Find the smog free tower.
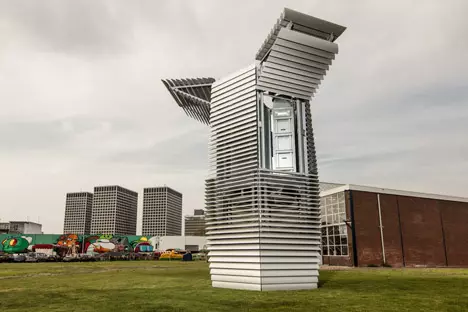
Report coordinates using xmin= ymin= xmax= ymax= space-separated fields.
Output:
xmin=162 ymin=8 xmax=346 ymax=291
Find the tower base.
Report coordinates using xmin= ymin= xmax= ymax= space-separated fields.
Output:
xmin=213 ymin=281 xmax=318 ymax=291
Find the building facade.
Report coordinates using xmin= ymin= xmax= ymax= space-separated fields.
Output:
xmin=163 ymin=8 xmax=346 ymax=291
xmin=7 ymin=221 xmax=42 ymax=234
xmin=184 ymin=209 xmax=206 ymax=236
xmin=63 ymin=192 xmax=93 ymax=234
xmin=0 ymin=222 xmax=9 ymax=234
xmin=158 ymin=236 xmax=207 ymax=252
xmin=142 ymin=186 xmax=182 ymax=236
xmin=90 ymin=186 xmax=138 ymax=235
xmin=320 ymin=184 xmax=468 ymax=267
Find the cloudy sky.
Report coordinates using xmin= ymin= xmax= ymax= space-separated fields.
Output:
xmin=1 ymin=0 xmax=467 ymax=234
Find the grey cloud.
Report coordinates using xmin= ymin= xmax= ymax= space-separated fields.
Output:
xmin=318 ymin=142 xmax=468 ymax=169
xmin=0 ymin=116 xmax=135 ymax=152
xmin=0 ymin=1 xmax=134 ymax=56
xmin=318 ymin=149 xmax=409 ymax=167
xmin=1 ymin=0 xmax=468 ymax=233
xmin=107 ymin=127 xmax=209 ymax=173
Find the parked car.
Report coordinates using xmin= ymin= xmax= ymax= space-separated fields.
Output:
xmin=95 ymin=253 xmax=110 ymax=261
xmin=25 ymin=254 xmax=39 ymax=263
xmin=62 ymin=256 xmax=78 ymax=262
xmin=13 ymin=254 xmax=26 ymax=262
xmin=25 ymin=253 xmax=49 ymax=263
xmin=0 ymin=254 xmax=12 ymax=263
xmin=45 ymin=255 xmax=60 ymax=262
xmin=77 ymin=254 xmax=95 ymax=262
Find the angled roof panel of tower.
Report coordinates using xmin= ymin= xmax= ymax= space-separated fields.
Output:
xmin=255 ymin=8 xmax=346 ymax=100
xmin=256 ymin=8 xmax=346 ymax=61
xmin=162 ymin=77 xmax=215 ymax=125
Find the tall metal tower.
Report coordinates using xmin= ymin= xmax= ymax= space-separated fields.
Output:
xmin=163 ymin=8 xmax=346 ymax=291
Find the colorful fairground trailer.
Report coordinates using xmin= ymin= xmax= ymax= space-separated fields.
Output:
xmin=159 ymin=248 xmax=186 ymax=261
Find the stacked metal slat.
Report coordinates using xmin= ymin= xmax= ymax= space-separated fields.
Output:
xmin=161 ymin=78 xmax=215 ymax=125
xmin=161 ymin=7 xmax=345 ymax=291
xmin=256 ymin=28 xmax=338 ymax=100
xmin=256 ymin=8 xmax=345 ymax=61
xmin=207 ymin=65 xmax=258 ymax=178
xmin=256 ymin=169 xmax=320 ymax=290
xmin=206 ymin=170 xmax=320 ymax=290
xmin=205 ymin=65 xmax=322 ymax=291
xmin=205 ymin=65 xmax=265 ymax=290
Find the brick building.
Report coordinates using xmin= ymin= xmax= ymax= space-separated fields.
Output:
xmin=320 ymin=183 xmax=468 ymax=267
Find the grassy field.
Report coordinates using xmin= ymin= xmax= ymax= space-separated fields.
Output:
xmin=1 ymin=261 xmax=468 ymax=312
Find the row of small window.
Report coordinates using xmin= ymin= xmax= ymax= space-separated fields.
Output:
xmin=322 ymin=245 xmax=348 ymax=256
xmin=321 ymin=224 xmax=348 ymax=256
xmin=322 ymin=235 xmax=347 ymax=246
xmin=321 ymin=213 xmax=346 ymax=225
xmin=67 ymin=193 xmax=92 ymax=198
xmin=321 ymin=204 xmax=346 ymax=214
xmin=143 ymin=207 xmax=168 ymax=209
xmin=142 ymin=215 xmax=168 ymax=217
xmin=65 ymin=202 xmax=89 ymax=205
xmin=142 ymin=225 xmax=167 ymax=227
xmin=321 ymin=225 xmax=347 ymax=236
xmin=92 ymin=212 xmax=133 ymax=215
xmin=320 ymin=192 xmax=345 ymax=205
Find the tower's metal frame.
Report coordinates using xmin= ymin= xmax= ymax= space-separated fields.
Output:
xmin=163 ymin=8 xmax=346 ymax=291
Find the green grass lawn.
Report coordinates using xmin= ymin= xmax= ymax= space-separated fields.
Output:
xmin=1 ymin=261 xmax=468 ymax=312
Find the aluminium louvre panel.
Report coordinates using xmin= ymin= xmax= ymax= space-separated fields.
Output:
xmin=209 ymin=95 xmax=257 ymax=122
xmin=206 ymin=208 xmax=318 ymax=218
xmin=257 ymin=28 xmax=339 ymax=100
xmin=161 ymin=77 xmax=215 ymax=125
xmin=256 ymin=8 xmax=346 ymax=61
xmin=207 ymin=170 xmax=321 ymax=291
xmin=207 ymin=66 xmax=258 ymax=178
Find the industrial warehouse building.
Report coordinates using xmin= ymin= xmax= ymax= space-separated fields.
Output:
xmin=319 ymin=183 xmax=468 ymax=267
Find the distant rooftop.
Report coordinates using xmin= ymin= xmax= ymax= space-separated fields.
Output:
xmin=320 ymin=183 xmax=468 ymax=203
xmin=319 ymin=182 xmax=346 ymax=192
xmin=9 ymin=221 xmax=42 ymax=225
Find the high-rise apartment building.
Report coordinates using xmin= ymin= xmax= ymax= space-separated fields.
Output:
xmin=184 ymin=209 xmax=206 ymax=236
xmin=90 ymin=186 xmax=138 ymax=235
xmin=63 ymin=192 xmax=93 ymax=234
xmin=142 ymin=186 xmax=182 ymax=236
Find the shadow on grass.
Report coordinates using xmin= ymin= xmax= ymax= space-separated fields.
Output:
xmin=318 ymin=270 xmax=337 ymax=288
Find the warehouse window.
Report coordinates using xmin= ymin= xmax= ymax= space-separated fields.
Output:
xmin=320 ymin=192 xmax=348 ymax=256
